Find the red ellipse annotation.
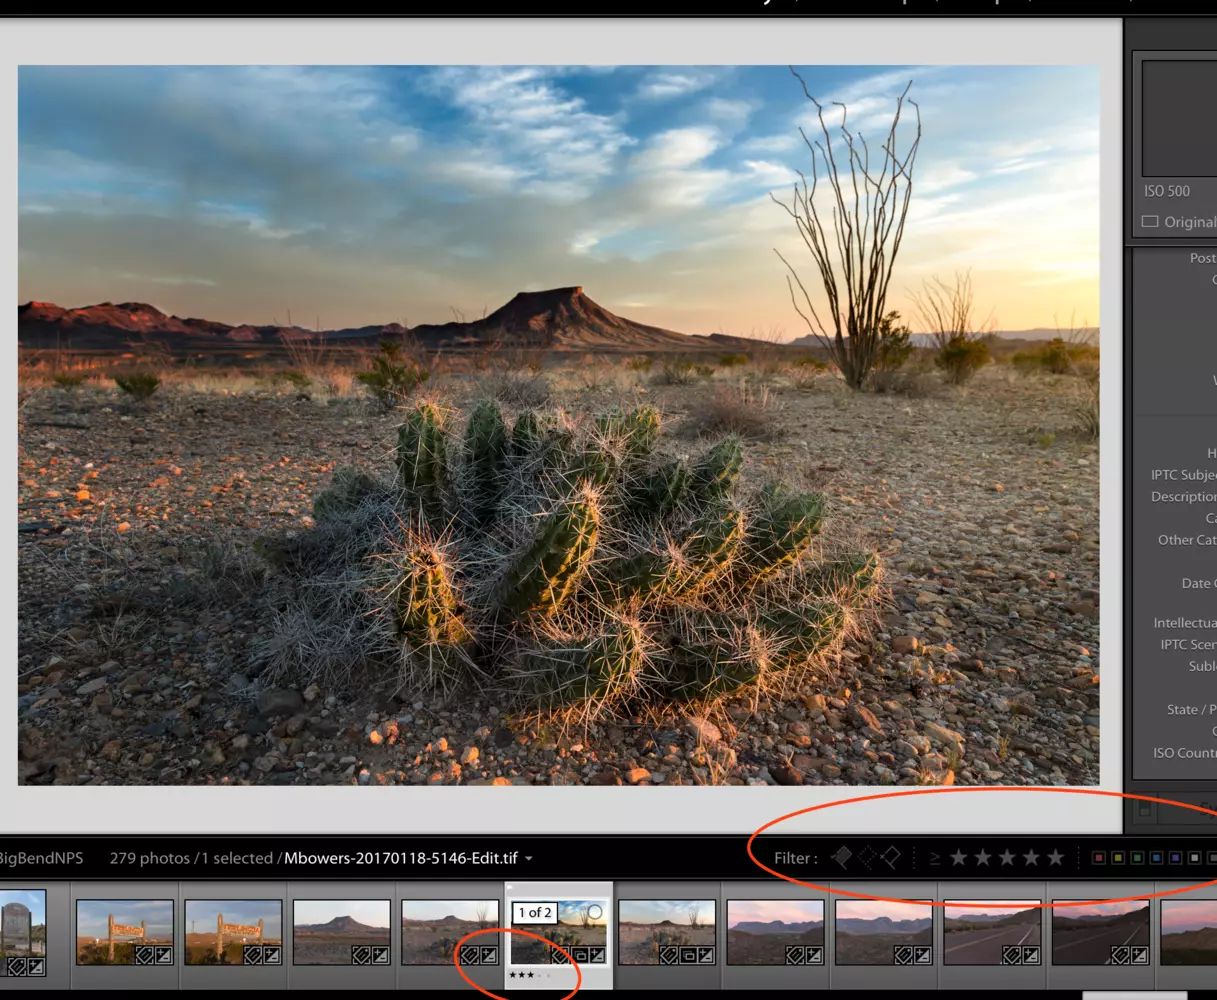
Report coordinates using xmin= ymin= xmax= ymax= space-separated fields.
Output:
xmin=454 ymin=927 xmax=583 ymax=1000
xmin=747 ymin=787 xmax=1217 ymax=909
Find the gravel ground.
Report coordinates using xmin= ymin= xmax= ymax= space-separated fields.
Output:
xmin=17 ymin=366 xmax=1099 ymax=788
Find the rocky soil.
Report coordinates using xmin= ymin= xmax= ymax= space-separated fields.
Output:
xmin=17 ymin=365 xmax=1100 ymax=788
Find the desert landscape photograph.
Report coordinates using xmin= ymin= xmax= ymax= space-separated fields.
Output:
xmin=183 ymin=899 xmax=282 ymax=966
xmin=292 ymin=899 xmax=391 ymax=966
xmin=1160 ymin=900 xmax=1217 ymax=966
xmin=942 ymin=900 xmax=1041 ymax=965
xmin=834 ymin=900 xmax=933 ymax=966
xmin=618 ymin=899 xmax=715 ymax=965
xmin=726 ymin=899 xmax=824 ymax=965
xmin=511 ymin=901 xmax=608 ymax=965
xmin=400 ymin=899 xmax=498 ymax=965
xmin=1050 ymin=901 xmax=1150 ymax=966
xmin=75 ymin=899 xmax=173 ymax=965
xmin=16 ymin=63 xmax=1101 ymax=790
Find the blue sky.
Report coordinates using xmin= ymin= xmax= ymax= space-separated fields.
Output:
xmin=18 ymin=65 xmax=1099 ymax=335
xmin=76 ymin=899 xmax=173 ymax=939
xmin=1 ymin=889 xmax=46 ymax=926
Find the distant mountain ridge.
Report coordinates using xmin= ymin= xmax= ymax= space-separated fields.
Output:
xmin=835 ymin=916 xmax=934 ymax=935
xmin=295 ymin=915 xmax=383 ymax=934
xmin=789 ymin=327 xmax=1096 ymax=348
xmin=729 ymin=919 xmax=824 ymax=935
xmin=18 ymin=288 xmax=761 ymax=353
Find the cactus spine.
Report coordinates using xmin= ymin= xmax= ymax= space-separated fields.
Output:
xmin=496 ymin=492 xmax=600 ymax=617
xmin=396 ymin=402 xmax=448 ymax=518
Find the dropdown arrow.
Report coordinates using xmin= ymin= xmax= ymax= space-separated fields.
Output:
xmin=524 ymin=856 xmax=532 ymax=860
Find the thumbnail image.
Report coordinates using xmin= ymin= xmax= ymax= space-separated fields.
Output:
xmin=401 ymin=900 xmax=499 ymax=966
xmin=1 ymin=890 xmax=47 ymax=958
xmin=618 ymin=900 xmax=715 ymax=965
xmin=1050 ymin=901 xmax=1150 ymax=966
xmin=183 ymin=900 xmax=283 ymax=966
xmin=16 ymin=61 xmax=1101 ymax=790
xmin=834 ymin=900 xmax=933 ymax=967
xmin=1161 ymin=900 xmax=1217 ymax=966
xmin=293 ymin=900 xmax=391 ymax=966
xmin=942 ymin=901 xmax=1041 ymax=966
xmin=76 ymin=899 xmax=174 ymax=965
xmin=512 ymin=901 xmax=608 ymax=965
xmin=726 ymin=899 xmax=824 ymax=966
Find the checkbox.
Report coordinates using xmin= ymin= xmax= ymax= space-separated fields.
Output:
xmin=1141 ymin=215 xmax=1159 ymax=228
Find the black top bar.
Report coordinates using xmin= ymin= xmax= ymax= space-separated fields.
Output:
xmin=3 ymin=835 xmax=1216 ymax=880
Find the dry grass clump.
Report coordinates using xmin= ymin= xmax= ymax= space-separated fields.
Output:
xmin=475 ymin=370 xmax=553 ymax=407
xmin=686 ymin=383 xmax=783 ymax=440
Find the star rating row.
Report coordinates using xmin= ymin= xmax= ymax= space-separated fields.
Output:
xmin=949 ymin=847 xmax=1065 ymax=866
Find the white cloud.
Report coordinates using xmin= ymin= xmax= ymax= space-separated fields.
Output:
xmin=424 ymin=66 xmax=634 ymax=198
xmin=636 ymin=69 xmax=718 ymax=100
xmin=631 ymin=126 xmax=720 ymax=171
xmin=740 ymin=133 xmax=800 ymax=154
xmin=703 ymin=97 xmax=753 ymax=131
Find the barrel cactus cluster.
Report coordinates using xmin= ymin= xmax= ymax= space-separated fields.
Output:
xmin=266 ymin=396 xmax=879 ymax=722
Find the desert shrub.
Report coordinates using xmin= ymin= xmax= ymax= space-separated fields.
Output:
xmin=355 ymin=339 xmax=429 ymax=409
xmin=791 ymin=355 xmax=827 ymax=371
xmin=114 ymin=372 xmax=161 ymax=399
xmin=477 ymin=370 xmax=552 ymax=407
xmin=627 ymin=356 xmax=654 ymax=372
xmin=654 ymin=358 xmax=699 ymax=386
xmin=873 ymin=310 xmax=914 ymax=372
xmin=282 ymin=370 xmax=313 ymax=391
xmin=868 ymin=367 xmax=932 ymax=397
xmin=687 ymin=384 xmax=781 ymax=439
xmin=935 ymin=335 xmax=991 ymax=385
xmin=1069 ymin=370 xmax=1100 ymax=440
xmin=252 ymin=399 xmax=878 ymax=726
xmin=1012 ymin=337 xmax=1100 ymax=375
xmin=53 ymin=372 xmax=89 ymax=388
xmin=717 ymin=352 xmax=749 ymax=368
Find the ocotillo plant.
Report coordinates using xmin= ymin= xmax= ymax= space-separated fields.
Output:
xmin=260 ymin=398 xmax=879 ymax=722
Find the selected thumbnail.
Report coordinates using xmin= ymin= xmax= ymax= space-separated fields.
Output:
xmin=76 ymin=899 xmax=174 ymax=966
xmin=401 ymin=900 xmax=499 ymax=966
xmin=512 ymin=900 xmax=608 ymax=965
xmin=293 ymin=899 xmax=391 ymax=966
xmin=1161 ymin=899 xmax=1217 ymax=966
xmin=834 ymin=900 xmax=933 ymax=967
xmin=1050 ymin=901 xmax=1150 ymax=966
xmin=942 ymin=901 xmax=1041 ymax=966
xmin=726 ymin=899 xmax=824 ymax=967
xmin=618 ymin=900 xmax=715 ymax=966
xmin=183 ymin=899 xmax=283 ymax=966
xmin=1 ymin=889 xmax=47 ymax=978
